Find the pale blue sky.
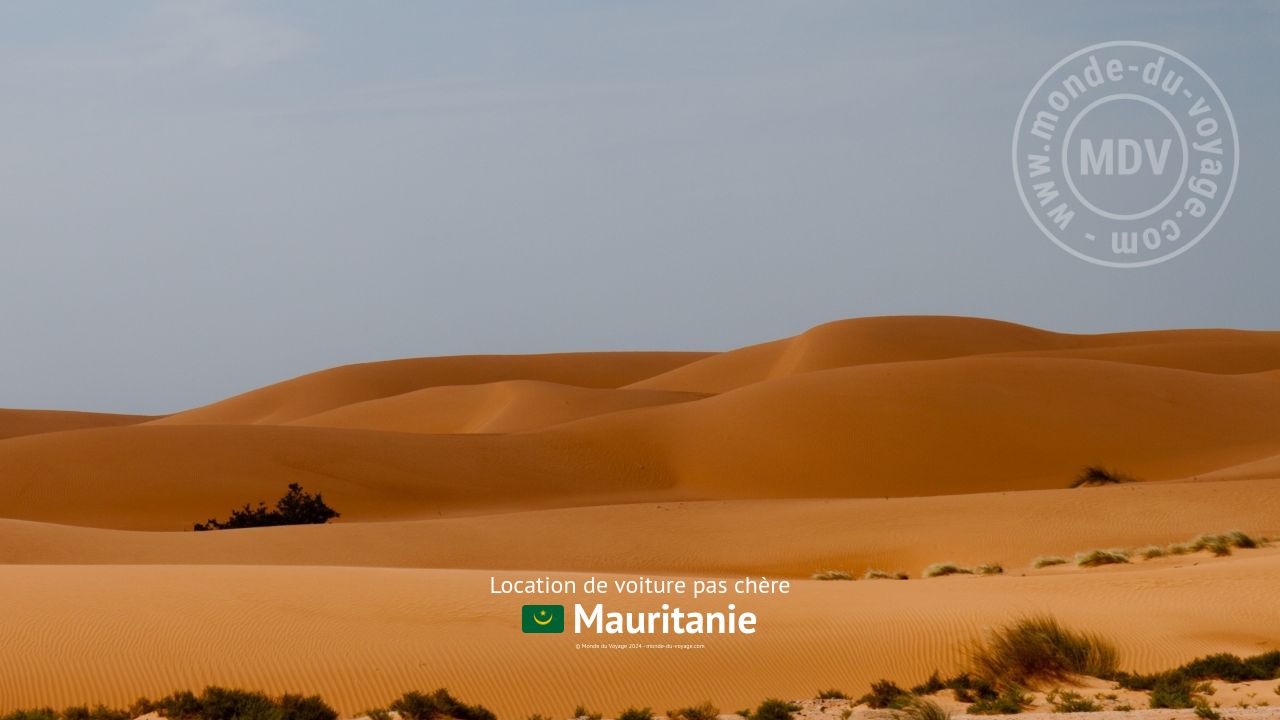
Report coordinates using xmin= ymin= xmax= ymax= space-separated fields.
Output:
xmin=2 ymin=1 xmax=1277 ymax=413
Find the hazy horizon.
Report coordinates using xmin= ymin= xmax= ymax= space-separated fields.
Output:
xmin=3 ymin=1 xmax=1277 ymax=414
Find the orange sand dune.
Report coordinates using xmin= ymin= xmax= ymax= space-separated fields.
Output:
xmin=3 ymin=316 xmax=1280 ymax=716
xmin=2 ymin=478 xmax=1277 ymax=576
xmin=289 ymin=380 xmax=705 ymax=434
xmin=152 ymin=352 xmax=710 ymax=426
xmin=1 ymin=559 xmax=1277 ymax=716
xmin=0 ymin=423 xmax=670 ymax=530
xmin=634 ymin=358 xmax=1280 ymax=499
xmin=0 ymin=409 xmax=153 ymax=441
xmin=629 ymin=316 xmax=1280 ymax=393
xmin=4 ymin=357 xmax=1280 ymax=529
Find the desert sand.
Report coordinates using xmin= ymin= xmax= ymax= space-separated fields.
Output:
xmin=1 ymin=316 xmax=1278 ymax=716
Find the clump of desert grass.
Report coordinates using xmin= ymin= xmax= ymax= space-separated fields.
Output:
xmin=1156 ymin=530 xmax=1266 ymax=559
xmin=1070 ymin=466 xmax=1135 ymax=488
xmin=1075 ymin=548 xmax=1130 ymax=567
xmin=970 ymin=614 xmax=1119 ymax=687
xmin=1138 ymin=545 xmax=1166 ymax=560
xmin=666 ymin=703 xmax=719 ymax=720
xmin=1045 ymin=688 xmax=1102 ymax=713
xmin=975 ymin=562 xmax=1004 ymax=576
xmin=811 ymin=569 xmax=854 ymax=581
xmin=862 ymin=569 xmax=909 ymax=580
xmin=922 ymin=562 xmax=973 ymax=578
xmin=617 ymin=708 xmax=654 ymax=720
xmin=1031 ymin=555 xmax=1068 ymax=569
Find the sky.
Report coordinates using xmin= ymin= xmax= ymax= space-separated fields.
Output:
xmin=1 ymin=1 xmax=1277 ymax=414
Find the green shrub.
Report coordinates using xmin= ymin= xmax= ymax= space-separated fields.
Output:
xmin=967 ymin=688 xmax=1029 ymax=715
xmin=923 ymin=563 xmax=973 ymax=578
xmin=815 ymin=689 xmax=847 ymax=700
xmin=970 ymin=615 xmax=1118 ymax=686
xmin=195 ymin=483 xmax=339 ymax=531
xmin=1193 ymin=702 xmax=1222 ymax=720
xmin=862 ymin=569 xmax=908 ymax=580
xmin=1149 ymin=674 xmax=1195 ymax=709
xmin=748 ymin=699 xmax=798 ymax=720
xmin=856 ymin=680 xmax=911 ymax=709
xmin=391 ymin=690 xmax=496 ymax=720
xmin=909 ymin=672 xmax=946 ymax=696
xmin=975 ymin=563 xmax=1004 ymax=576
xmin=279 ymin=696 xmax=337 ymax=720
xmin=1166 ymin=542 xmax=1192 ymax=555
xmin=2 ymin=710 xmax=59 ymax=720
xmin=62 ymin=707 xmax=129 ymax=720
xmin=1045 ymin=689 xmax=1100 ymax=712
xmin=572 ymin=706 xmax=602 ymax=720
xmin=1031 ymin=556 xmax=1068 ymax=569
xmin=363 ymin=710 xmax=392 ymax=720
xmin=666 ymin=703 xmax=718 ymax=720
xmin=811 ymin=570 xmax=853 ymax=581
xmin=1075 ymin=549 xmax=1129 ymax=567
xmin=618 ymin=708 xmax=654 ymax=720
xmin=929 ymin=673 xmax=997 ymax=703
xmin=1070 ymin=466 xmax=1133 ymax=488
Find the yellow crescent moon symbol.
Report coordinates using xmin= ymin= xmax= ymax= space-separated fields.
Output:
xmin=533 ymin=610 xmax=554 ymax=626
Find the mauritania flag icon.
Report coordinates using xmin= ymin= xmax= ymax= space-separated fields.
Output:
xmin=522 ymin=604 xmax=565 ymax=633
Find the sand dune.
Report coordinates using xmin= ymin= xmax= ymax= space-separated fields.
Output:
xmin=1 ymin=559 xmax=1278 ymax=716
xmin=151 ymin=352 xmax=710 ymax=426
xmin=5 ymin=356 xmax=1280 ymax=530
xmin=3 ymin=316 xmax=1280 ymax=716
xmin=290 ymin=380 xmax=705 ymax=434
xmin=0 ymin=409 xmax=152 ymax=441
xmin=629 ymin=316 xmax=1280 ymax=393
xmin=2 ymin=478 xmax=1277 ymax=575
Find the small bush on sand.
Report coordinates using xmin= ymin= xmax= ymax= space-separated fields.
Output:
xmin=618 ymin=708 xmax=653 ymax=720
xmin=1148 ymin=674 xmax=1196 ymax=709
xmin=1166 ymin=542 xmax=1192 ymax=556
xmin=967 ymin=688 xmax=1030 ymax=715
xmin=902 ymin=699 xmax=952 ymax=720
xmin=1045 ymin=689 xmax=1100 ymax=713
xmin=62 ymin=708 xmax=129 ymax=720
xmin=815 ymin=689 xmax=848 ymax=700
xmin=1138 ymin=545 xmax=1166 ymax=560
xmin=1075 ymin=549 xmax=1130 ymax=567
xmin=1194 ymin=701 xmax=1223 ymax=719
xmin=391 ymin=690 xmax=495 ymax=720
xmin=362 ymin=710 xmax=391 ymax=720
xmin=194 ymin=483 xmax=339 ymax=531
xmin=1070 ymin=466 xmax=1134 ymax=488
xmin=1031 ymin=556 xmax=1068 ymax=569
xmin=666 ymin=703 xmax=719 ymax=720
xmin=862 ymin=569 xmax=909 ymax=580
xmin=2 ymin=711 xmax=59 ymax=720
xmin=970 ymin=615 xmax=1118 ymax=686
xmin=572 ymin=706 xmax=602 ymax=720
xmin=938 ymin=674 xmax=998 ymax=703
xmin=910 ymin=672 xmax=946 ymax=696
xmin=856 ymin=680 xmax=912 ymax=709
xmin=975 ymin=563 xmax=1004 ymax=576
xmin=748 ymin=699 xmax=799 ymax=720
xmin=923 ymin=563 xmax=973 ymax=578
xmin=811 ymin=569 xmax=853 ymax=581
xmin=1190 ymin=534 xmax=1232 ymax=557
